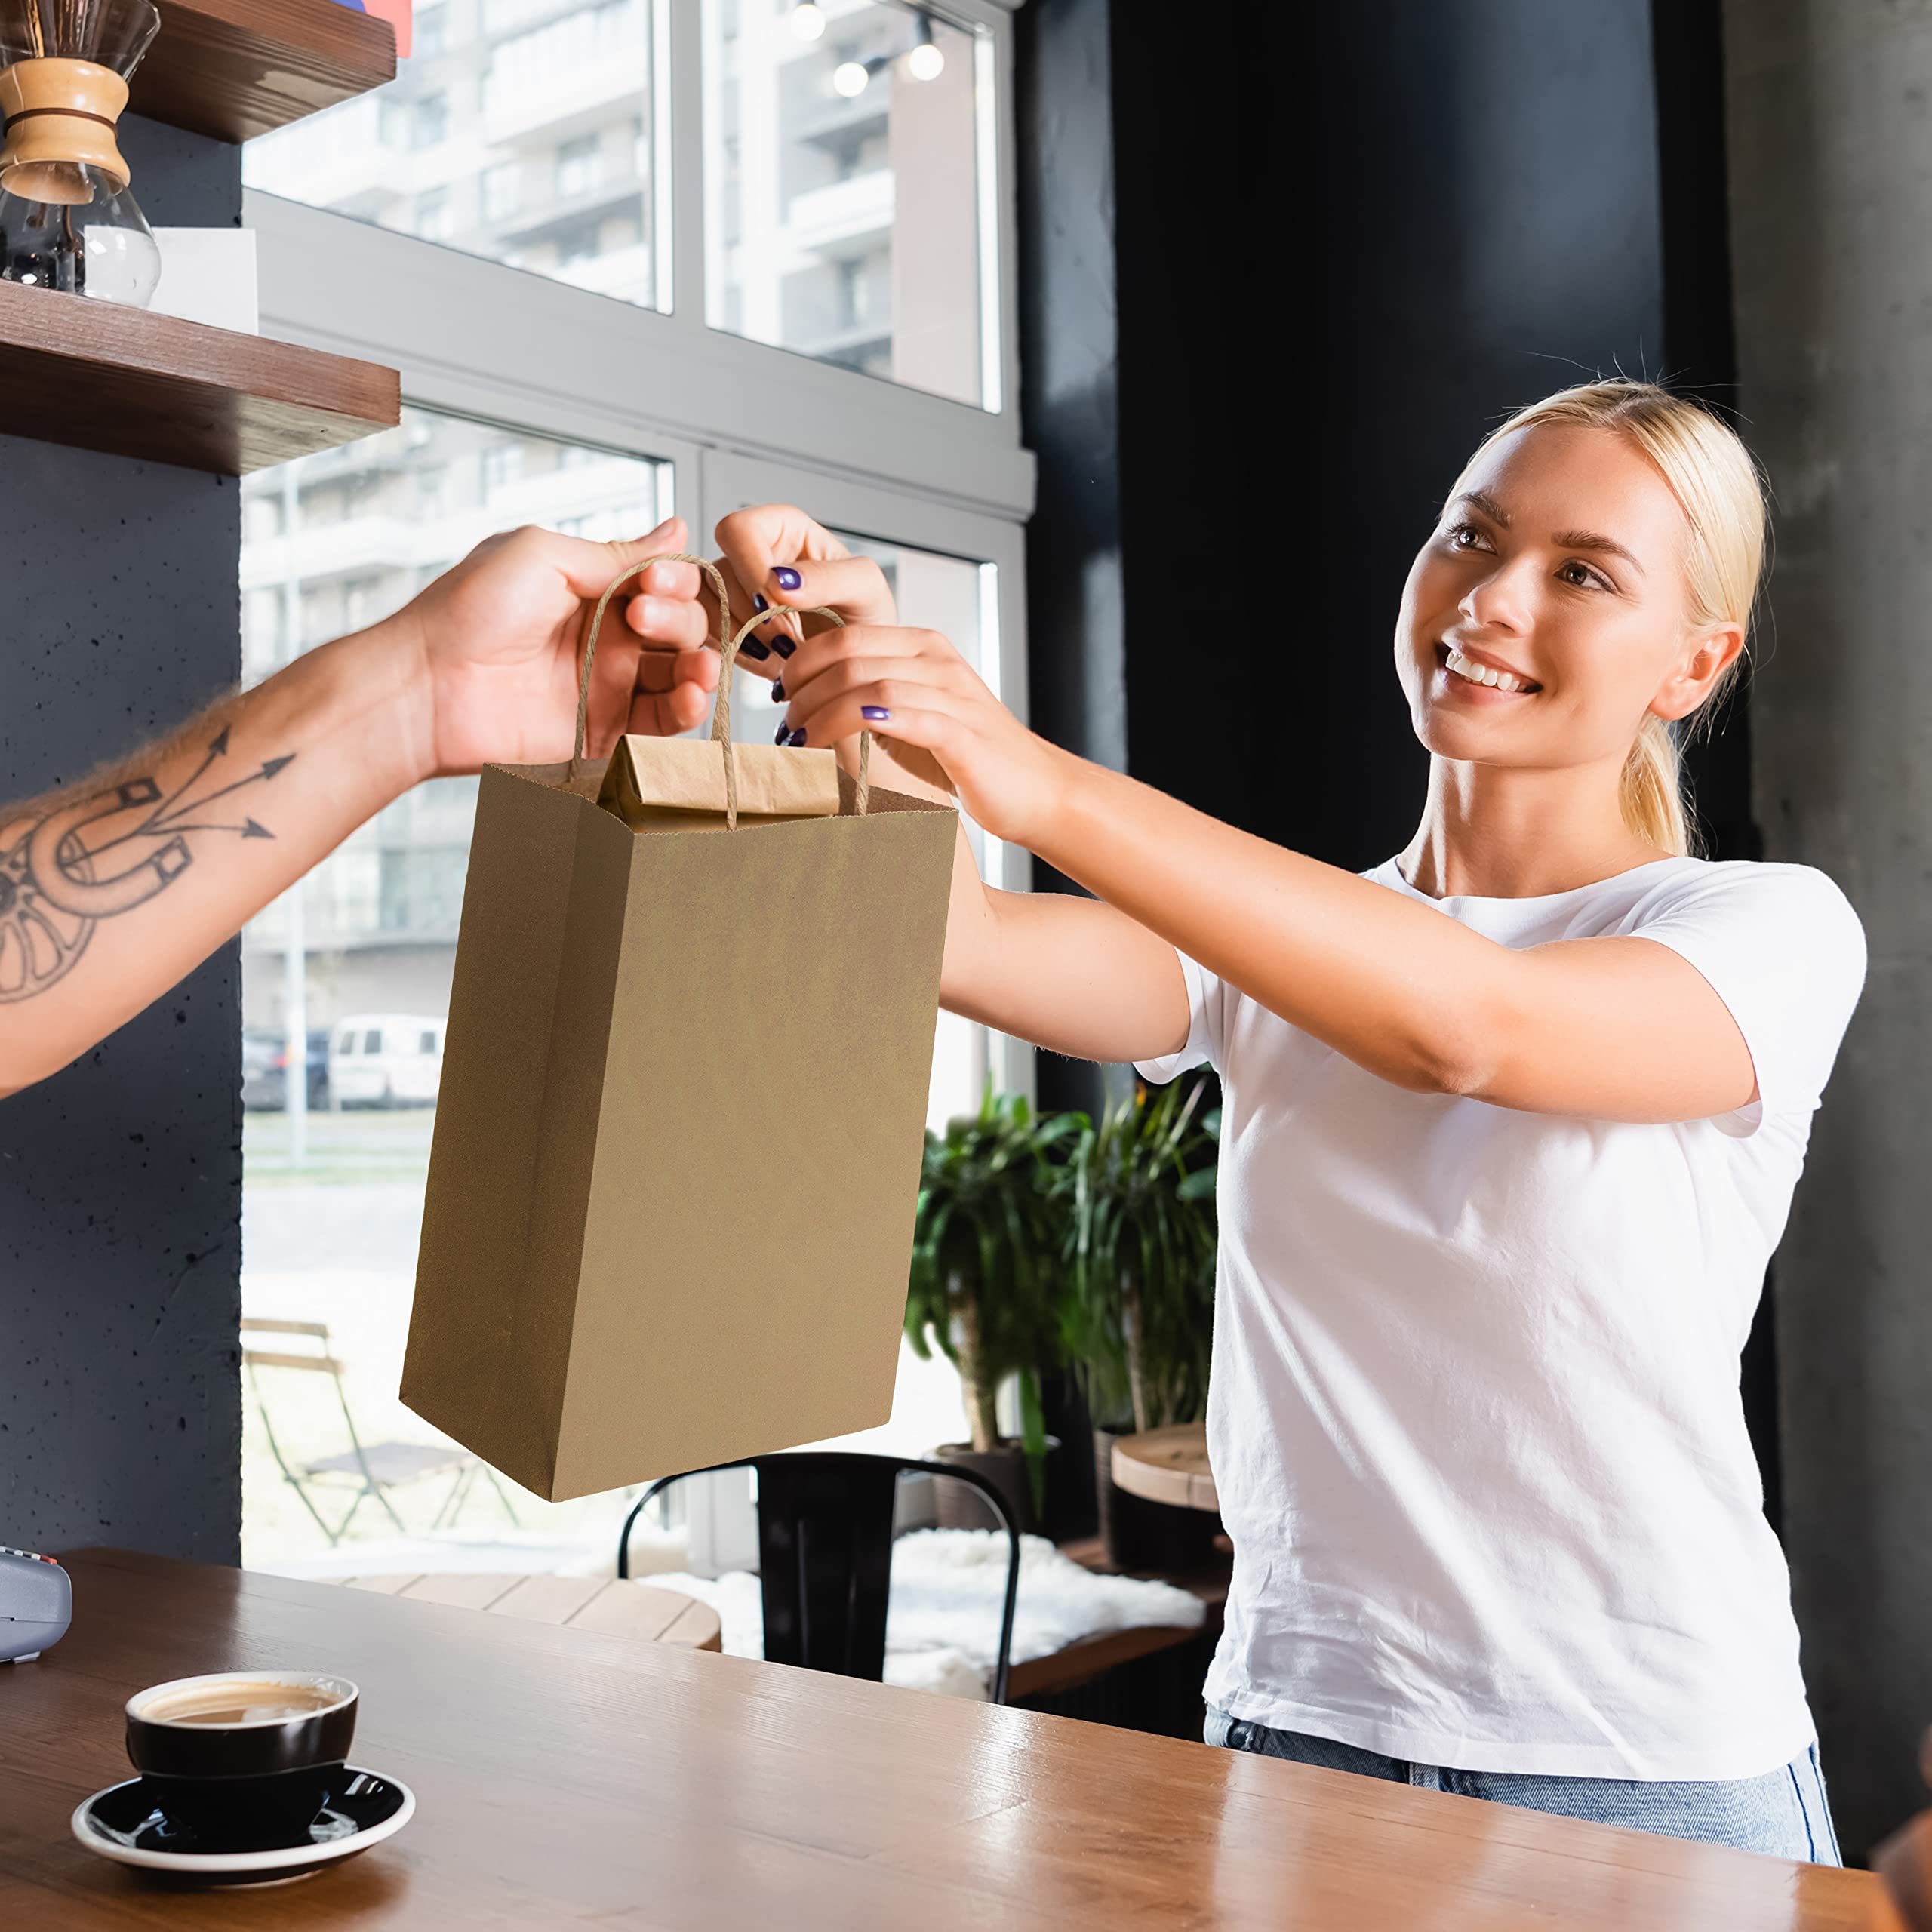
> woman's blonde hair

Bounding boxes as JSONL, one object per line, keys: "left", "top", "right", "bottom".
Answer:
{"left": 1447, "top": 380, "right": 1767, "bottom": 857}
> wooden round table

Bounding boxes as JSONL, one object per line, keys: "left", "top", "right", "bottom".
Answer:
{"left": 337, "top": 1573, "right": 723, "bottom": 1651}
{"left": 1110, "top": 1423, "right": 1218, "bottom": 1512}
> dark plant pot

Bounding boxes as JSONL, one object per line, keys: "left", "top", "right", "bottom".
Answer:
{"left": 1094, "top": 1426, "right": 1224, "bottom": 1574}
{"left": 1037, "top": 1369, "right": 1099, "bottom": 1542}
{"left": 931, "top": 1439, "right": 1059, "bottom": 1537}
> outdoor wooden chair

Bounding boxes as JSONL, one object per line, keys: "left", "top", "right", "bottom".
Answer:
{"left": 242, "top": 1317, "right": 519, "bottom": 1546}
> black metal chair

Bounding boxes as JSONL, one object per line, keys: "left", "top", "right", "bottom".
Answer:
{"left": 617, "top": 1453, "right": 1023, "bottom": 1705}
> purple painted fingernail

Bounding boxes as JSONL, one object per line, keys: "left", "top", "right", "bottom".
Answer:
{"left": 739, "top": 637, "right": 771, "bottom": 662}
{"left": 772, "top": 634, "right": 796, "bottom": 659}
{"left": 786, "top": 728, "right": 809, "bottom": 747}
{"left": 774, "top": 567, "right": 801, "bottom": 592}
{"left": 774, "top": 722, "right": 790, "bottom": 745}
{"left": 771, "top": 676, "right": 785, "bottom": 702}
{"left": 752, "top": 592, "right": 768, "bottom": 612}
{"left": 862, "top": 706, "right": 891, "bottom": 722}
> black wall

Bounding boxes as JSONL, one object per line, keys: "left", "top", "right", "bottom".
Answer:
{"left": 1024, "top": 0, "right": 1740, "bottom": 928}
{"left": 1037, "top": 0, "right": 1746, "bottom": 851}
{"left": 1014, "top": 0, "right": 1126, "bottom": 1128}
{"left": 1155, "top": 1, "right": 1672, "bottom": 863}
{"left": 0, "top": 118, "right": 245, "bottom": 1561}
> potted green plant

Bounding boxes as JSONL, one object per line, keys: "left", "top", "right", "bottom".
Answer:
{"left": 1066, "top": 1078, "right": 1220, "bottom": 1570}
{"left": 906, "top": 1087, "right": 1082, "bottom": 1534}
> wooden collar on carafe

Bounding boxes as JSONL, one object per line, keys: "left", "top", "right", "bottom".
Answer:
{"left": 0, "top": 59, "right": 133, "bottom": 202}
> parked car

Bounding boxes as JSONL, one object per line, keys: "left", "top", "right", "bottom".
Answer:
{"left": 328, "top": 1014, "right": 446, "bottom": 1109}
{"left": 241, "top": 1028, "right": 331, "bottom": 1111}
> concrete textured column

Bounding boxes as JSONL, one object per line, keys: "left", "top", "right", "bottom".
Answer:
{"left": 1725, "top": 0, "right": 1932, "bottom": 1854}
{"left": 0, "top": 115, "right": 243, "bottom": 1563}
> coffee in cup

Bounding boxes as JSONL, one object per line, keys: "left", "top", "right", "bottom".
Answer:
{"left": 136, "top": 1680, "right": 349, "bottom": 1727}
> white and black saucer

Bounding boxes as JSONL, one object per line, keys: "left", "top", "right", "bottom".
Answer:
{"left": 72, "top": 1766, "right": 414, "bottom": 1886}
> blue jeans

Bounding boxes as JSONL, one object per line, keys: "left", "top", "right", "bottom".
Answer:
{"left": 1204, "top": 1708, "right": 1841, "bottom": 1865}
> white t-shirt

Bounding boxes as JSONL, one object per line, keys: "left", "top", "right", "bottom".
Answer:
{"left": 1137, "top": 855, "right": 1866, "bottom": 1780}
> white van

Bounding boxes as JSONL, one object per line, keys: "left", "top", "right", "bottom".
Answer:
{"left": 328, "top": 1014, "right": 446, "bottom": 1109}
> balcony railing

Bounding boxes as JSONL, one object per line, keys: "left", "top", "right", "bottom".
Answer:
{"left": 482, "top": 2, "right": 649, "bottom": 145}
{"left": 782, "top": 168, "right": 894, "bottom": 260}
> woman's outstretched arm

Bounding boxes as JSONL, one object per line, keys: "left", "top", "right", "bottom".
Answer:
{"left": 0, "top": 521, "right": 716, "bottom": 1098}
{"left": 1027, "top": 758, "right": 1758, "bottom": 1118}
{"left": 937, "top": 819, "right": 1190, "bottom": 1063}
{"left": 758, "top": 586, "right": 1767, "bottom": 1125}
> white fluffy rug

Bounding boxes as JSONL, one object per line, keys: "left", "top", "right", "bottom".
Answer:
{"left": 642, "top": 1527, "right": 1204, "bottom": 1702}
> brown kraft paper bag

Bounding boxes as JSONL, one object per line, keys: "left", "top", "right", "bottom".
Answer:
{"left": 400, "top": 559, "right": 957, "bottom": 1501}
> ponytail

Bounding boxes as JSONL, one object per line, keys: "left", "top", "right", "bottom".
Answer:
{"left": 1620, "top": 715, "right": 1689, "bottom": 858}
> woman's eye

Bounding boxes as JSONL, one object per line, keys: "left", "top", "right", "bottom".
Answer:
{"left": 1444, "top": 522, "right": 1488, "bottom": 552}
{"left": 1558, "top": 560, "right": 1606, "bottom": 590}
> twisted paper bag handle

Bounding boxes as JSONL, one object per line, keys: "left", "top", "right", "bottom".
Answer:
{"left": 569, "top": 553, "right": 872, "bottom": 830}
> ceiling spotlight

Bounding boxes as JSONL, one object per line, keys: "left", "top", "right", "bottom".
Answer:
{"left": 906, "top": 17, "right": 944, "bottom": 81}
{"left": 791, "top": 2, "right": 826, "bottom": 41}
{"left": 832, "top": 59, "right": 869, "bottom": 98}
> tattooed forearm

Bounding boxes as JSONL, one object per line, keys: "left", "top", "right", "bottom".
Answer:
{"left": 0, "top": 724, "right": 296, "bottom": 1003}
{"left": 0, "top": 616, "right": 428, "bottom": 1098}
{"left": 2, "top": 518, "right": 709, "bottom": 1096}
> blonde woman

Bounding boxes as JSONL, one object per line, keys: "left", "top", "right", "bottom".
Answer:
{"left": 707, "top": 382, "right": 1863, "bottom": 1860}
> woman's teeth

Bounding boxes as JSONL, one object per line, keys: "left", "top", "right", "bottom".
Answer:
{"left": 1445, "top": 646, "right": 1533, "bottom": 694}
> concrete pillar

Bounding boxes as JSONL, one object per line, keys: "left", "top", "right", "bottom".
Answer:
{"left": 1725, "top": 0, "right": 1932, "bottom": 1854}
{"left": 0, "top": 115, "right": 243, "bottom": 1562}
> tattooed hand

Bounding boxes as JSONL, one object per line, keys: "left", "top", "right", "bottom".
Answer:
{"left": 382, "top": 515, "right": 718, "bottom": 782}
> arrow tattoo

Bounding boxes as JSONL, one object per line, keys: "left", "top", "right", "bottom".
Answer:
{"left": 150, "top": 753, "right": 297, "bottom": 829}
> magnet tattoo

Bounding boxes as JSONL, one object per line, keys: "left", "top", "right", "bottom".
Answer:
{"left": 0, "top": 725, "right": 294, "bottom": 1002}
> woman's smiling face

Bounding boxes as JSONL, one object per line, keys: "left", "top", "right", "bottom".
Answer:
{"left": 1395, "top": 423, "right": 1727, "bottom": 775}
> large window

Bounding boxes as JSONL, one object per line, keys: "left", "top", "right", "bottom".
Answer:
{"left": 238, "top": 0, "right": 1031, "bottom": 1576}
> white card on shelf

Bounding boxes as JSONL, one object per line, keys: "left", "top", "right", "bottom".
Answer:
{"left": 148, "top": 229, "right": 259, "bottom": 334}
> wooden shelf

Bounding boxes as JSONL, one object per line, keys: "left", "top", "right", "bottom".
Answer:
{"left": 0, "top": 282, "right": 400, "bottom": 475}
{"left": 131, "top": 0, "right": 398, "bottom": 145}
{"left": 0, "top": 5, "right": 404, "bottom": 475}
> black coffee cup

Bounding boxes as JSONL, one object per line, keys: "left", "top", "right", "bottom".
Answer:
{"left": 125, "top": 1672, "right": 359, "bottom": 1844}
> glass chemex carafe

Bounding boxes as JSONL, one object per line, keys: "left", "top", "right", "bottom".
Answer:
{"left": 0, "top": 0, "right": 162, "bottom": 304}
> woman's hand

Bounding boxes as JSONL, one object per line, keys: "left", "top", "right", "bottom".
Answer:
{"left": 700, "top": 503, "right": 936, "bottom": 797}
{"left": 704, "top": 503, "right": 1067, "bottom": 842}
{"left": 776, "top": 616, "right": 1068, "bottom": 847}
{"left": 701, "top": 503, "right": 883, "bottom": 651}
